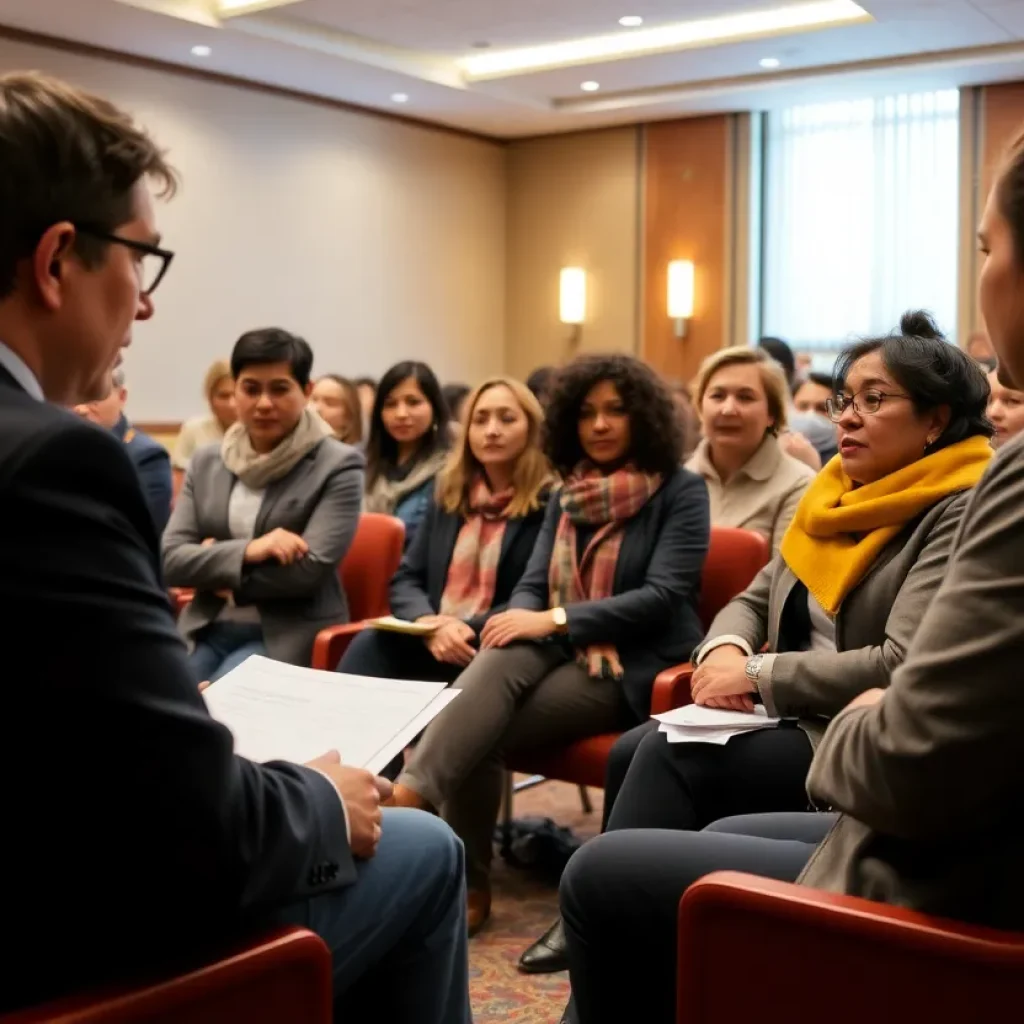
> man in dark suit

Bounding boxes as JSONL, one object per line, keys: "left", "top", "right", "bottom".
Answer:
{"left": 73, "top": 366, "right": 173, "bottom": 531}
{"left": 0, "top": 70, "right": 470, "bottom": 1022}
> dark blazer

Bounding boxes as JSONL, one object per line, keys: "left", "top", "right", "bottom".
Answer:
{"left": 163, "top": 440, "right": 364, "bottom": 666}
{"left": 0, "top": 365, "right": 353, "bottom": 1011}
{"left": 510, "top": 467, "right": 710, "bottom": 720}
{"left": 389, "top": 492, "right": 549, "bottom": 634}
{"left": 113, "top": 413, "right": 173, "bottom": 533}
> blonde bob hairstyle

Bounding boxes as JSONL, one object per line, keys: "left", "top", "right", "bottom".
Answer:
{"left": 436, "top": 376, "right": 552, "bottom": 519}
{"left": 203, "top": 360, "right": 232, "bottom": 402}
{"left": 693, "top": 346, "right": 790, "bottom": 435}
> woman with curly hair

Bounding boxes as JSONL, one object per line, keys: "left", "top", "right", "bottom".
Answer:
{"left": 388, "top": 354, "right": 711, "bottom": 934}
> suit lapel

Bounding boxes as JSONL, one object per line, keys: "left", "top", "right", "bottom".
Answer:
{"left": 209, "top": 461, "right": 236, "bottom": 539}
{"left": 254, "top": 450, "right": 315, "bottom": 534}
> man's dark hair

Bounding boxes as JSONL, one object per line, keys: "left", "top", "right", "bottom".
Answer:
{"left": 757, "top": 336, "right": 796, "bottom": 389}
{"left": 834, "top": 310, "right": 994, "bottom": 451}
{"left": 543, "top": 354, "right": 682, "bottom": 476}
{"left": 526, "top": 366, "right": 556, "bottom": 404}
{"left": 803, "top": 371, "right": 834, "bottom": 391}
{"left": 0, "top": 71, "right": 176, "bottom": 298}
{"left": 230, "top": 328, "right": 314, "bottom": 388}
{"left": 442, "top": 383, "right": 471, "bottom": 422}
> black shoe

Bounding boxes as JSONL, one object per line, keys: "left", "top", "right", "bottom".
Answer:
{"left": 518, "top": 916, "right": 569, "bottom": 974}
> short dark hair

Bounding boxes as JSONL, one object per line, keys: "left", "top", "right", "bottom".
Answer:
{"left": 442, "top": 383, "right": 471, "bottom": 421}
{"left": 366, "top": 361, "right": 449, "bottom": 487}
{"left": 801, "top": 371, "right": 834, "bottom": 391}
{"left": 0, "top": 71, "right": 176, "bottom": 298}
{"left": 526, "top": 366, "right": 556, "bottom": 403}
{"left": 543, "top": 354, "right": 683, "bottom": 476}
{"left": 230, "top": 328, "right": 314, "bottom": 388}
{"left": 757, "top": 336, "right": 796, "bottom": 388}
{"left": 834, "top": 310, "right": 994, "bottom": 451}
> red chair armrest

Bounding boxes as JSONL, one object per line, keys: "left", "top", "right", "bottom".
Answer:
{"left": 169, "top": 588, "right": 193, "bottom": 617}
{"left": 650, "top": 662, "right": 694, "bottom": 715}
{"left": 677, "top": 872, "right": 1024, "bottom": 1023}
{"left": 311, "top": 621, "right": 372, "bottom": 671}
{"left": 4, "top": 927, "right": 331, "bottom": 1023}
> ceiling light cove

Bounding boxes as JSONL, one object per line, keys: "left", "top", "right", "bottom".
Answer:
{"left": 216, "top": 0, "right": 305, "bottom": 18}
{"left": 580, "top": 80, "right": 601, "bottom": 91}
{"left": 457, "top": 0, "right": 870, "bottom": 80}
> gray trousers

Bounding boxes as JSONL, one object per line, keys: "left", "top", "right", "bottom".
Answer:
{"left": 399, "top": 642, "right": 629, "bottom": 889}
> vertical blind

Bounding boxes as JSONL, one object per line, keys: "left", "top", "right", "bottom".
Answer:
{"left": 762, "top": 89, "right": 960, "bottom": 353}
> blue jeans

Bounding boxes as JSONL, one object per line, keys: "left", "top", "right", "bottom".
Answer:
{"left": 271, "top": 808, "right": 472, "bottom": 1024}
{"left": 188, "top": 621, "right": 267, "bottom": 684}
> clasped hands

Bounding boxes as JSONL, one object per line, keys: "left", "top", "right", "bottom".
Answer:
{"left": 690, "top": 646, "right": 757, "bottom": 713}
{"left": 200, "top": 530, "right": 308, "bottom": 601}
{"left": 414, "top": 609, "right": 558, "bottom": 667}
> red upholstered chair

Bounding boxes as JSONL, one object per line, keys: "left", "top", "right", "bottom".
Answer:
{"left": 311, "top": 513, "right": 405, "bottom": 670}
{"left": 504, "top": 527, "right": 771, "bottom": 817}
{"left": 1, "top": 927, "right": 331, "bottom": 1024}
{"left": 676, "top": 872, "right": 1024, "bottom": 1023}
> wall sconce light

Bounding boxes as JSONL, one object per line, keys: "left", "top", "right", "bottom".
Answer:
{"left": 559, "top": 266, "right": 586, "bottom": 348}
{"left": 667, "top": 259, "right": 695, "bottom": 338}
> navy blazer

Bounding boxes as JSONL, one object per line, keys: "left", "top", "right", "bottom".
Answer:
{"left": 389, "top": 493, "right": 549, "bottom": 634}
{"left": 113, "top": 413, "right": 173, "bottom": 533}
{"left": 510, "top": 467, "right": 710, "bottom": 720}
{"left": 0, "top": 365, "right": 352, "bottom": 1010}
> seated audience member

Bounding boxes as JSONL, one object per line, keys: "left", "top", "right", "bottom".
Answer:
{"left": 1, "top": 71, "right": 469, "bottom": 1023}
{"left": 163, "top": 329, "right": 363, "bottom": 681}
{"left": 520, "top": 318, "right": 990, "bottom": 976}
{"left": 688, "top": 346, "right": 815, "bottom": 556}
{"left": 74, "top": 366, "right": 172, "bottom": 532}
{"left": 558, "top": 312, "right": 1000, "bottom": 1024}
{"left": 792, "top": 370, "right": 840, "bottom": 464}
{"left": 388, "top": 354, "right": 710, "bottom": 935}
{"left": 986, "top": 367, "right": 1024, "bottom": 447}
{"left": 442, "top": 382, "right": 471, "bottom": 425}
{"left": 966, "top": 328, "right": 997, "bottom": 370}
{"left": 364, "top": 361, "right": 450, "bottom": 546}
{"left": 311, "top": 372, "right": 363, "bottom": 445}
{"left": 668, "top": 380, "right": 701, "bottom": 460}
{"left": 526, "top": 365, "right": 556, "bottom": 405}
{"left": 339, "top": 377, "right": 551, "bottom": 685}
{"left": 354, "top": 374, "right": 376, "bottom": 435}
{"left": 171, "top": 358, "right": 236, "bottom": 486}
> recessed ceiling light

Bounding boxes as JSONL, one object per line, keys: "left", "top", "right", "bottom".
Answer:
{"left": 619, "top": 15, "right": 644, "bottom": 27}
{"left": 191, "top": 45, "right": 212, "bottom": 57}
{"left": 580, "top": 81, "right": 601, "bottom": 92}
{"left": 458, "top": 0, "right": 868, "bottom": 80}
{"left": 391, "top": 92, "right": 410, "bottom": 103}
{"left": 759, "top": 56, "right": 781, "bottom": 68}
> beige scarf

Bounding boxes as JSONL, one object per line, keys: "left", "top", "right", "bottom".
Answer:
{"left": 221, "top": 408, "right": 332, "bottom": 489}
{"left": 364, "top": 448, "right": 448, "bottom": 515}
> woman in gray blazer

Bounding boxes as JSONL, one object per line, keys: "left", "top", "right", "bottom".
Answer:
{"left": 163, "top": 329, "right": 363, "bottom": 682}
{"left": 556, "top": 315, "right": 995, "bottom": 1024}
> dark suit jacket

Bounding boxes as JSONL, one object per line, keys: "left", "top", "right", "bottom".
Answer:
{"left": 113, "top": 413, "right": 173, "bottom": 533}
{"left": 510, "top": 467, "right": 710, "bottom": 720}
{"left": 389, "top": 493, "right": 549, "bottom": 634}
{"left": 0, "top": 366, "right": 353, "bottom": 1011}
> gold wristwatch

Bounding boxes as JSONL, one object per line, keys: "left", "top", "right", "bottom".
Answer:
{"left": 551, "top": 607, "right": 568, "bottom": 632}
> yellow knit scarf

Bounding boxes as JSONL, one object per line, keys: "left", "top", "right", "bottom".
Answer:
{"left": 780, "top": 436, "right": 992, "bottom": 616}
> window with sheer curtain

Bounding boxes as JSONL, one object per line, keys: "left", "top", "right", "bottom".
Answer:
{"left": 761, "top": 89, "right": 960, "bottom": 356}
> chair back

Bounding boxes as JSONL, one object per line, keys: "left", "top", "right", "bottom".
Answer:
{"left": 339, "top": 513, "right": 405, "bottom": 622}
{"left": 699, "top": 527, "right": 771, "bottom": 631}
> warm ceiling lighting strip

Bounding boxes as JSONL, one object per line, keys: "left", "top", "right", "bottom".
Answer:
{"left": 216, "top": 0, "right": 305, "bottom": 17}
{"left": 458, "top": 0, "right": 871, "bottom": 80}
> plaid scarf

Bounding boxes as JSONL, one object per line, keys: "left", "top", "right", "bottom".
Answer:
{"left": 549, "top": 462, "right": 663, "bottom": 679}
{"left": 439, "top": 477, "right": 515, "bottom": 620}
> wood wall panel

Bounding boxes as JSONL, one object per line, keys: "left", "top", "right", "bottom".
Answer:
{"left": 981, "top": 82, "right": 1024, "bottom": 201}
{"left": 642, "top": 116, "right": 732, "bottom": 384}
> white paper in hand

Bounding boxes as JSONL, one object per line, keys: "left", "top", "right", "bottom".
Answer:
{"left": 202, "top": 655, "right": 459, "bottom": 774}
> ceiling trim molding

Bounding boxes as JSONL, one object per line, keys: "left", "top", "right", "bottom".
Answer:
{"left": 0, "top": 23, "right": 503, "bottom": 144}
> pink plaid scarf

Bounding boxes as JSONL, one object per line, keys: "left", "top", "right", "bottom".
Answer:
{"left": 548, "top": 462, "right": 662, "bottom": 678}
{"left": 439, "top": 477, "right": 515, "bottom": 620}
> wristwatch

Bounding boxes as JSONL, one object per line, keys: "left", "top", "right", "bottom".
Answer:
{"left": 744, "top": 653, "right": 765, "bottom": 692}
{"left": 551, "top": 606, "right": 568, "bottom": 632}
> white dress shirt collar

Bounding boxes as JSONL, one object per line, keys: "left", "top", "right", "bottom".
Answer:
{"left": 0, "top": 340, "right": 44, "bottom": 401}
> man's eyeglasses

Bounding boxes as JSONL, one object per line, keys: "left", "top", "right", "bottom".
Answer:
{"left": 825, "top": 389, "right": 913, "bottom": 422}
{"left": 76, "top": 226, "right": 175, "bottom": 296}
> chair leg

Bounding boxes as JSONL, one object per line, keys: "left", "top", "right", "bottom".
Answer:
{"left": 578, "top": 784, "right": 593, "bottom": 814}
{"left": 501, "top": 770, "right": 514, "bottom": 856}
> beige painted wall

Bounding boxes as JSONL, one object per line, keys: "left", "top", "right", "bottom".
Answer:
{"left": 0, "top": 36, "right": 507, "bottom": 420}
{"left": 505, "top": 128, "right": 641, "bottom": 380}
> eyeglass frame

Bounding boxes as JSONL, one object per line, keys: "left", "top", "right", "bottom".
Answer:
{"left": 74, "top": 225, "right": 175, "bottom": 296}
{"left": 825, "top": 388, "right": 913, "bottom": 423}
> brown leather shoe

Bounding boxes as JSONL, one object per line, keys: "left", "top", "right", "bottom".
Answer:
{"left": 467, "top": 886, "right": 491, "bottom": 937}
{"left": 385, "top": 783, "right": 435, "bottom": 813}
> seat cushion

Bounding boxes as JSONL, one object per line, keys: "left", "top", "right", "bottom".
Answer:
{"left": 509, "top": 733, "right": 622, "bottom": 789}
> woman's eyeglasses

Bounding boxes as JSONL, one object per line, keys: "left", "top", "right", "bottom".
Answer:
{"left": 825, "top": 389, "right": 912, "bottom": 423}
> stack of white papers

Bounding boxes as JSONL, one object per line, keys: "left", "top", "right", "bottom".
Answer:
{"left": 202, "top": 655, "right": 459, "bottom": 774}
{"left": 367, "top": 616, "right": 437, "bottom": 636}
{"left": 653, "top": 704, "right": 780, "bottom": 745}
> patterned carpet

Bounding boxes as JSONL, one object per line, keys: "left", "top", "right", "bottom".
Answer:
{"left": 469, "top": 778, "right": 604, "bottom": 1024}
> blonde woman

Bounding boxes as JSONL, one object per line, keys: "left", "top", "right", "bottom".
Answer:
{"left": 311, "top": 373, "right": 363, "bottom": 446}
{"left": 688, "top": 346, "right": 816, "bottom": 556}
{"left": 171, "top": 360, "right": 237, "bottom": 490}
{"left": 339, "top": 376, "right": 552, "bottom": 684}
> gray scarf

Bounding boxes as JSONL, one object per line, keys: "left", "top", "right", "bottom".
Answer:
{"left": 364, "top": 448, "right": 448, "bottom": 514}
{"left": 221, "top": 408, "right": 332, "bottom": 490}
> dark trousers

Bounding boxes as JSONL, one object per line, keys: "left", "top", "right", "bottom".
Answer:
{"left": 606, "top": 720, "right": 814, "bottom": 832}
{"left": 560, "top": 812, "right": 835, "bottom": 1024}
{"left": 337, "top": 627, "right": 463, "bottom": 685}
{"left": 601, "top": 720, "right": 656, "bottom": 829}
